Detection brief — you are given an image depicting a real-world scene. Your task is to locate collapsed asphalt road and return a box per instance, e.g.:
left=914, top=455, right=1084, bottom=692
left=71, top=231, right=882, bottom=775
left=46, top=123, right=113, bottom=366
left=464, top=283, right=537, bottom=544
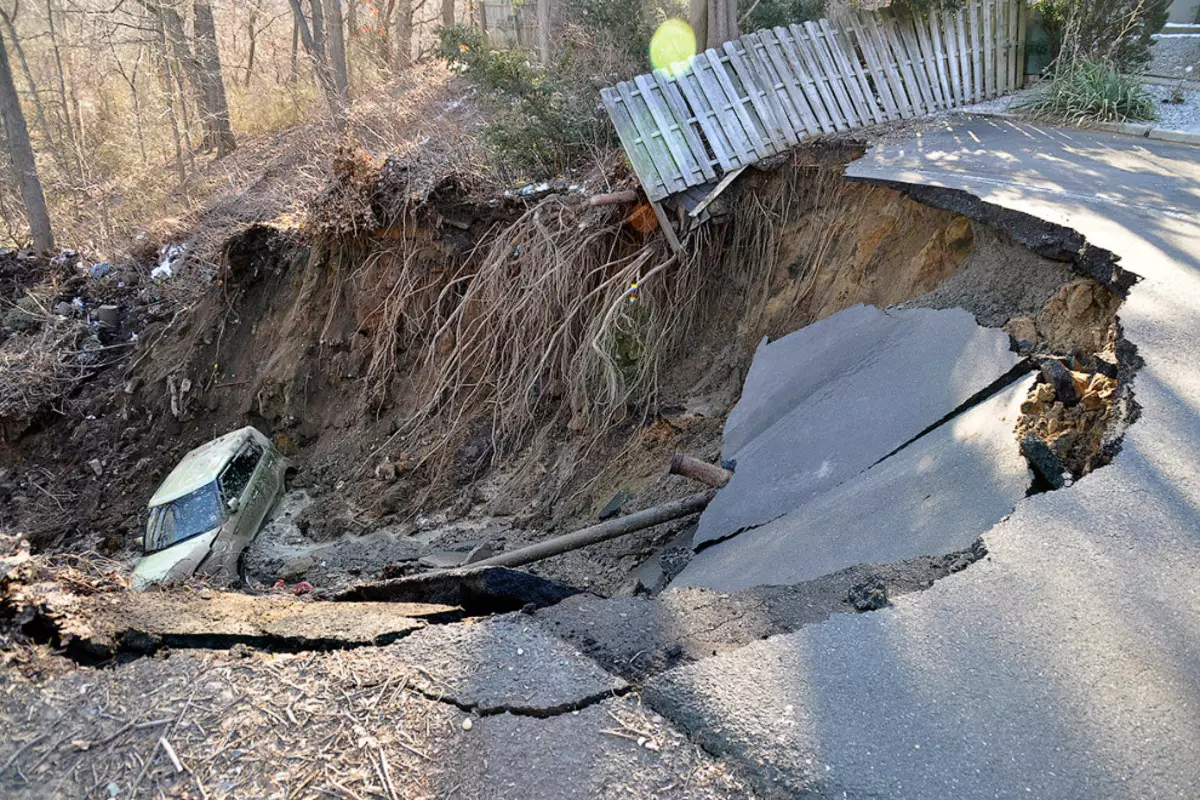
left=643, top=119, right=1200, bottom=798
left=3, top=120, right=1198, bottom=799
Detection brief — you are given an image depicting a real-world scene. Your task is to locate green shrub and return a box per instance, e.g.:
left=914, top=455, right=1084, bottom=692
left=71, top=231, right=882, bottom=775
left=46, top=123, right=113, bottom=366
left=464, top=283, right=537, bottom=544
left=1016, top=56, right=1156, bottom=123
left=738, top=0, right=826, bottom=33
left=1032, top=0, right=1169, bottom=69
left=887, top=0, right=966, bottom=16
left=436, top=25, right=612, bottom=174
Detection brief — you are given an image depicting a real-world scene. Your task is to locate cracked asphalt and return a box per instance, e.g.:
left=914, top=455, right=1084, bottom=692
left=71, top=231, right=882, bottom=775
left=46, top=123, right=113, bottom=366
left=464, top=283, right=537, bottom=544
left=4, top=119, right=1198, bottom=799
left=644, top=118, right=1200, bottom=798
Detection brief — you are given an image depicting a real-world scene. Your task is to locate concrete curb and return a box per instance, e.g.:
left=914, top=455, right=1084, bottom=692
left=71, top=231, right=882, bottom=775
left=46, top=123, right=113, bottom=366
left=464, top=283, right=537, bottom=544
left=960, top=108, right=1200, bottom=147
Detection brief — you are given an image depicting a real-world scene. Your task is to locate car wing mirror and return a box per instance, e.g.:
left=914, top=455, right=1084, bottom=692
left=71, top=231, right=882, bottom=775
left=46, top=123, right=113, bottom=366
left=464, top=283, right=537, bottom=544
left=228, top=497, right=241, bottom=513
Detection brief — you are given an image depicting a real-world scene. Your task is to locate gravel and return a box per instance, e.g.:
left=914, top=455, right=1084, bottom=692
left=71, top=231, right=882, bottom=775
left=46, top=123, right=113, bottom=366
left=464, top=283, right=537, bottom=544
left=1148, top=33, right=1200, bottom=79
left=957, top=82, right=1200, bottom=135
left=1147, top=82, right=1200, bottom=133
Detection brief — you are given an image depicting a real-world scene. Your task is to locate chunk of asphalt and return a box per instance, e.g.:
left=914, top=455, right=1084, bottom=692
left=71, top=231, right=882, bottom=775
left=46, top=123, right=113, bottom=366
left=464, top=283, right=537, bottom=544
left=697, top=305, right=1022, bottom=547
left=66, top=592, right=459, bottom=658
left=427, top=696, right=753, bottom=797
left=598, top=490, right=634, bottom=520
left=329, top=566, right=581, bottom=614
left=1020, top=434, right=1067, bottom=490
left=361, top=615, right=626, bottom=715
left=672, top=375, right=1035, bottom=593
left=1040, top=358, right=1079, bottom=406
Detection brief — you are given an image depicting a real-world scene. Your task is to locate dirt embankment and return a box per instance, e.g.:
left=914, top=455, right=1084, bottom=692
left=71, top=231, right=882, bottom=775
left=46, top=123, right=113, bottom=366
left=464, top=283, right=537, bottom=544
left=1, top=144, right=1131, bottom=595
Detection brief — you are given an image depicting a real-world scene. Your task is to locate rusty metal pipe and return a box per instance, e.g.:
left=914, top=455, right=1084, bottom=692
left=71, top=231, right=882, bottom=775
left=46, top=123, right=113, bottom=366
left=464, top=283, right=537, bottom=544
left=669, top=453, right=733, bottom=488
left=464, top=491, right=714, bottom=570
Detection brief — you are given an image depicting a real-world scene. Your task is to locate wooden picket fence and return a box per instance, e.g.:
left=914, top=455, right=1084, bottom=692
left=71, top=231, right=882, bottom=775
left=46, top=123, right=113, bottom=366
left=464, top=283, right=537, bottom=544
left=602, top=0, right=1027, bottom=201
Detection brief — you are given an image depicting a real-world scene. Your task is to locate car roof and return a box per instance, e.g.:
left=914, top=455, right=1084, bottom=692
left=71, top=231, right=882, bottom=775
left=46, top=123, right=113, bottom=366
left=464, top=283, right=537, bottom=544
left=149, top=427, right=266, bottom=507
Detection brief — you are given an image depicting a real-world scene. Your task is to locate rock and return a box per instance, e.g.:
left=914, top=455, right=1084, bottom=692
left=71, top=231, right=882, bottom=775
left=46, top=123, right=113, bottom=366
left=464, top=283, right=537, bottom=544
left=943, top=216, right=974, bottom=250
left=1020, top=435, right=1066, bottom=490
left=279, top=555, right=316, bottom=581
left=87, top=459, right=104, bottom=477
left=847, top=577, right=889, bottom=611
left=96, top=305, right=121, bottom=331
left=599, top=491, right=634, bottom=520
left=1040, top=359, right=1078, bottom=406
left=1093, top=352, right=1119, bottom=379
left=54, top=301, right=73, bottom=316
left=374, top=460, right=397, bottom=482
left=461, top=718, right=474, bottom=731
left=419, top=552, right=468, bottom=569
left=464, top=541, right=494, bottom=564
left=1004, top=315, right=1039, bottom=349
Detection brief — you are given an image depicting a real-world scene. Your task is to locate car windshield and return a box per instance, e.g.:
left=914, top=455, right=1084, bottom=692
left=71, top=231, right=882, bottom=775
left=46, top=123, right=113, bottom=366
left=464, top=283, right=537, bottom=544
left=145, top=482, right=225, bottom=553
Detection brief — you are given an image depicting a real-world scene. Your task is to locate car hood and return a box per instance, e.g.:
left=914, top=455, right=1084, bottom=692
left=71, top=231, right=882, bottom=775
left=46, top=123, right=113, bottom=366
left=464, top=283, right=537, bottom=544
left=130, top=528, right=220, bottom=591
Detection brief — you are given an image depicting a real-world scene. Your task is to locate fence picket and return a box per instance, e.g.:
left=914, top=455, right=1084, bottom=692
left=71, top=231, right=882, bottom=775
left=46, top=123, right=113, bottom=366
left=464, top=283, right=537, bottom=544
left=872, top=14, right=921, bottom=116
left=786, top=24, right=846, bottom=130
left=743, top=33, right=807, bottom=143
left=956, top=9, right=972, bottom=104
left=849, top=15, right=900, bottom=121
left=651, top=70, right=718, bottom=182
left=601, top=88, right=669, bottom=199
left=941, top=11, right=962, bottom=106
left=674, top=68, right=741, bottom=170
left=733, top=37, right=798, bottom=147
left=603, top=0, right=1026, bottom=205
left=821, top=19, right=876, bottom=125
left=759, top=28, right=823, bottom=135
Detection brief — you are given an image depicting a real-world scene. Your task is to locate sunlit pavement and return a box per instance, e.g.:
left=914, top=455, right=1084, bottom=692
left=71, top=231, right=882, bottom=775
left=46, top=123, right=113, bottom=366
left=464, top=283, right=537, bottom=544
left=644, top=119, right=1200, bottom=799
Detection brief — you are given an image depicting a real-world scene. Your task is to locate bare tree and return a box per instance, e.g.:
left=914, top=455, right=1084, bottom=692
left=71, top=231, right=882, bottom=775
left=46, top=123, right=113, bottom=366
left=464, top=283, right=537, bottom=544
left=324, top=0, right=349, bottom=103
left=0, top=22, right=53, bottom=251
left=43, top=0, right=83, bottom=182
left=441, top=0, right=451, bottom=27
left=690, top=0, right=738, bottom=51
left=287, top=0, right=346, bottom=120
left=193, top=1, right=236, bottom=155
left=393, top=0, right=411, bottom=69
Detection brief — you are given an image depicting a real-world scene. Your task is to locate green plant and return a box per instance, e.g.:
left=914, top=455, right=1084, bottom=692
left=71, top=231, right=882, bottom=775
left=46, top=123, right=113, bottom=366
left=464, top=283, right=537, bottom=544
left=1016, top=55, right=1157, bottom=123
left=1032, top=0, right=1169, bottom=69
left=887, top=0, right=966, bottom=16
left=435, top=24, right=612, bottom=174
left=738, top=0, right=826, bottom=33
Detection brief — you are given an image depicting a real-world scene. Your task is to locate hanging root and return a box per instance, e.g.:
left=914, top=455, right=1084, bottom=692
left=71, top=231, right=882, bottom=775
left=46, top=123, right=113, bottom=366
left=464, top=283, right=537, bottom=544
left=347, top=150, right=867, bottom=488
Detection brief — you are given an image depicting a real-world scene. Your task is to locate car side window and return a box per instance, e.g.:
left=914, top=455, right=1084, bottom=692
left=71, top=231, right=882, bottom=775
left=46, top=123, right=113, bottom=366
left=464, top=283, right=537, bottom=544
left=219, top=440, right=264, bottom=503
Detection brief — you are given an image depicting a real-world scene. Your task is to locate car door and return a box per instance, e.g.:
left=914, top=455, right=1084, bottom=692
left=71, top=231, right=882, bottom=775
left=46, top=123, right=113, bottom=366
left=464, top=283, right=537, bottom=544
left=206, top=439, right=266, bottom=578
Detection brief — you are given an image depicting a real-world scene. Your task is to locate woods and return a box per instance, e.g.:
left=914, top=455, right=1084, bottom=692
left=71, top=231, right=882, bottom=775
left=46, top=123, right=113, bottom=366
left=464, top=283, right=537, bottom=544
left=0, top=0, right=761, bottom=251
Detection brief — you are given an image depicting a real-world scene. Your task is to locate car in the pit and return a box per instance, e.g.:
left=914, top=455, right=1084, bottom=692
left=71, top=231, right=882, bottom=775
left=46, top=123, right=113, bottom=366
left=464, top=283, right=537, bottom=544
left=131, top=426, right=290, bottom=591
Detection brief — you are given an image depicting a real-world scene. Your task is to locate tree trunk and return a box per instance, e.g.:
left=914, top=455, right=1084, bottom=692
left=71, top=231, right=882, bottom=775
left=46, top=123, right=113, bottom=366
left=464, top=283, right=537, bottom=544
left=536, top=0, right=548, bottom=63
left=0, top=26, right=53, bottom=251
left=245, top=11, right=257, bottom=87
left=690, top=0, right=737, bottom=50
left=324, top=0, right=349, bottom=104
left=43, top=0, right=82, bottom=183
left=393, top=0, right=412, bottom=69
left=0, top=8, right=67, bottom=174
left=290, top=16, right=299, bottom=82
left=345, top=0, right=357, bottom=37
left=193, top=1, right=236, bottom=156
left=442, top=0, right=453, bottom=27
left=155, top=12, right=187, bottom=185
left=287, top=0, right=346, bottom=121
left=157, top=3, right=213, bottom=150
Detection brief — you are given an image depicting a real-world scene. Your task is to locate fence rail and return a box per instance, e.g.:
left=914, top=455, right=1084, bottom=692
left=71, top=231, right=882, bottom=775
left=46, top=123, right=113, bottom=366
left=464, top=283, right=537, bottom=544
left=602, top=0, right=1027, bottom=201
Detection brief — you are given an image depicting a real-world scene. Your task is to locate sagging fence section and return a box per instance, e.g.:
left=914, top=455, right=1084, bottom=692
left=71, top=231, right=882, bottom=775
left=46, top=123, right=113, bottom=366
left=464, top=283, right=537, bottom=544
left=603, top=0, right=1028, bottom=201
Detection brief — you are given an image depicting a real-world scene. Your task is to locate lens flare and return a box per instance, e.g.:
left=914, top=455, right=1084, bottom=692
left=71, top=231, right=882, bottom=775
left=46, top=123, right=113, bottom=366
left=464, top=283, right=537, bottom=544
left=649, top=19, right=696, bottom=76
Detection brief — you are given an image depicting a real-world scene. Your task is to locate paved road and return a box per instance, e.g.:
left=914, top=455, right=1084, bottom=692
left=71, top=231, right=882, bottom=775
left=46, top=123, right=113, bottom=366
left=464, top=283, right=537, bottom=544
left=646, top=118, right=1200, bottom=798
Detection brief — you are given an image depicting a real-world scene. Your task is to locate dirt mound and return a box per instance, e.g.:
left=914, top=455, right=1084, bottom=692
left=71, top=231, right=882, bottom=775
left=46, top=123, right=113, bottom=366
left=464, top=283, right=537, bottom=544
left=1, top=143, right=1136, bottom=597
